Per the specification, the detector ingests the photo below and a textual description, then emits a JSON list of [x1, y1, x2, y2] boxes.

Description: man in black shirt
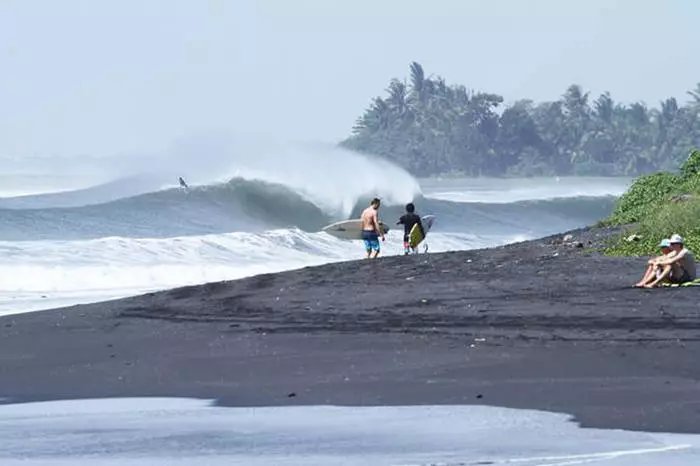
[[397, 202, 424, 255]]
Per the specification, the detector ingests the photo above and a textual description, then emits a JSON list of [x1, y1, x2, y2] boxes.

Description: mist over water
[[0, 138, 628, 315]]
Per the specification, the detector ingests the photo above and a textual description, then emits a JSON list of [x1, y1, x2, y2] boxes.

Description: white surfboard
[[321, 219, 390, 241], [421, 215, 436, 233], [407, 215, 436, 248]]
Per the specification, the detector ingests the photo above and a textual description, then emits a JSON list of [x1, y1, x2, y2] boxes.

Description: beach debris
[[287, 392, 297, 398], [420, 298, 428, 304], [474, 338, 486, 342], [476, 394, 483, 399], [406, 276, 415, 280], [558, 233, 585, 249]]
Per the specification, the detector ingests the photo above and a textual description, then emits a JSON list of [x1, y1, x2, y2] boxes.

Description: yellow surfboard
[[408, 215, 435, 248]]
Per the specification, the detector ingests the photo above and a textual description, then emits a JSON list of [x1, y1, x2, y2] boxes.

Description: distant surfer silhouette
[[178, 177, 189, 189]]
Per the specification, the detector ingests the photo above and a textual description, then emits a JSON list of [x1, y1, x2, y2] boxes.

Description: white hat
[[670, 234, 684, 244]]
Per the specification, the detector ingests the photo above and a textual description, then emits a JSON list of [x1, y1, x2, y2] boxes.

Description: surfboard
[[408, 215, 436, 248], [321, 219, 389, 241]]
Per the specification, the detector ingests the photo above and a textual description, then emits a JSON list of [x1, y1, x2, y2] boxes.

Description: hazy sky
[[0, 0, 698, 157]]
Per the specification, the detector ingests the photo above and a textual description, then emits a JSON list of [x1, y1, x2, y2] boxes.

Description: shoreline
[[2, 223, 700, 435]]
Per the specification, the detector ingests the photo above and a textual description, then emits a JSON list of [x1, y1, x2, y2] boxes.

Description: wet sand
[[1, 225, 699, 434]]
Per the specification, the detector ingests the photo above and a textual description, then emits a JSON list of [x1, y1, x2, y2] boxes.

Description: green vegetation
[[603, 150, 700, 255], [341, 62, 700, 177]]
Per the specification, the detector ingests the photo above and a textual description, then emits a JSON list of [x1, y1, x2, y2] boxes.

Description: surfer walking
[[360, 198, 385, 259], [397, 202, 424, 255]]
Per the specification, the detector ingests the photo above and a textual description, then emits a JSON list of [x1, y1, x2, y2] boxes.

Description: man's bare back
[[360, 206, 379, 232], [360, 198, 384, 258]]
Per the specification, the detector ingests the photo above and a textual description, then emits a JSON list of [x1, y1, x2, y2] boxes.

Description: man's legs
[[635, 263, 657, 287], [363, 237, 373, 259], [669, 264, 691, 284], [370, 238, 381, 258], [363, 232, 380, 259], [644, 264, 672, 288]]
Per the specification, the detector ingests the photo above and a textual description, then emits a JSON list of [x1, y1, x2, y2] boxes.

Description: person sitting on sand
[[360, 198, 385, 259], [634, 238, 675, 288], [397, 202, 424, 255], [642, 234, 696, 288]]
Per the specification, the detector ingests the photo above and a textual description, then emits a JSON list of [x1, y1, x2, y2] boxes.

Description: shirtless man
[[360, 198, 385, 259], [643, 234, 696, 288]]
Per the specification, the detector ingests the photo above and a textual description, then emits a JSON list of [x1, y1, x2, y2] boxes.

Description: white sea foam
[[0, 229, 526, 316], [0, 398, 697, 465]]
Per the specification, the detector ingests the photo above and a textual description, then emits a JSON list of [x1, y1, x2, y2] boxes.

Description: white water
[[0, 398, 698, 465], [0, 229, 526, 316], [0, 143, 625, 317], [214, 140, 422, 218]]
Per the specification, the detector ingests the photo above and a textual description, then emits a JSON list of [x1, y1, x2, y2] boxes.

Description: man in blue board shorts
[[360, 198, 385, 259]]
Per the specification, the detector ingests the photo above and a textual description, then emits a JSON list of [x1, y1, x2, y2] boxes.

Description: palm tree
[[386, 79, 409, 117], [660, 97, 679, 124], [594, 92, 614, 124], [687, 83, 700, 110], [562, 84, 590, 119], [342, 61, 700, 177], [627, 102, 649, 127], [409, 61, 426, 106]]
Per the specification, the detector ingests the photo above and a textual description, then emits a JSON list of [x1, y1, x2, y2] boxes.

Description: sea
[[6, 141, 697, 465], [0, 140, 630, 317]]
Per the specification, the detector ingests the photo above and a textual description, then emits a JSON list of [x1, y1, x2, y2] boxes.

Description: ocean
[[0, 142, 630, 317], [1, 399, 698, 465], [5, 144, 700, 465]]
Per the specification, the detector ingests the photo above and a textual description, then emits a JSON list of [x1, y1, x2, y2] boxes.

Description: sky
[[0, 0, 698, 158]]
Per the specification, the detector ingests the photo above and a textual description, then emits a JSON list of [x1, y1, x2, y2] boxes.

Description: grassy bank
[[602, 149, 700, 255]]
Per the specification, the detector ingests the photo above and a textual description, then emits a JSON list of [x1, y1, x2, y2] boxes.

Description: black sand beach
[[1, 225, 700, 434]]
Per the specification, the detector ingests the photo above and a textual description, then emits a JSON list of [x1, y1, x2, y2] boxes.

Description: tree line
[[340, 62, 700, 177]]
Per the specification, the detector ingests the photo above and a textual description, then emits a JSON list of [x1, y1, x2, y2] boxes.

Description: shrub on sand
[[604, 149, 700, 256], [602, 171, 682, 226], [606, 199, 700, 255]]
